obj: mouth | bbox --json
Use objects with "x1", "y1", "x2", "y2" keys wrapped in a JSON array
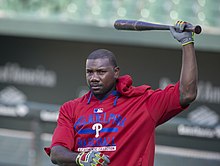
[{"x1": 90, "y1": 85, "x2": 102, "y2": 91}]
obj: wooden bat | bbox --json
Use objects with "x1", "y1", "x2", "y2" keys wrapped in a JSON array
[{"x1": 114, "y1": 20, "x2": 202, "y2": 34}]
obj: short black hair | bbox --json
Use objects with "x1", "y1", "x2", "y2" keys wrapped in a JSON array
[{"x1": 87, "y1": 49, "x2": 118, "y2": 67}]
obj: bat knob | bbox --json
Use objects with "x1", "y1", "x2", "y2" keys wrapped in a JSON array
[{"x1": 194, "y1": 25, "x2": 202, "y2": 34}]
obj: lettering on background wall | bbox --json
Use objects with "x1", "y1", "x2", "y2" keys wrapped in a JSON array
[
  {"x1": 159, "y1": 77, "x2": 220, "y2": 104},
  {"x1": 178, "y1": 124, "x2": 220, "y2": 139},
  {"x1": 177, "y1": 105, "x2": 220, "y2": 139},
  {"x1": 0, "y1": 62, "x2": 57, "y2": 87},
  {"x1": 0, "y1": 104, "x2": 29, "y2": 117},
  {"x1": 197, "y1": 81, "x2": 220, "y2": 104},
  {"x1": 40, "y1": 110, "x2": 59, "y2": 122}
]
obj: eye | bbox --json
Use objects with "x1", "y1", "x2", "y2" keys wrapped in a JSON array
[
  {"x1": 86, "y1": 70, "x2": 93, "y2": 74},
  {"x1": 97, "y1": 70, "x2": 106, "y2": 75}
]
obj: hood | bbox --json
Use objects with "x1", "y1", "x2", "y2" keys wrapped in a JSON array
[{"x1": 116, "y1": 75, "x2": 151, "y2": 97}]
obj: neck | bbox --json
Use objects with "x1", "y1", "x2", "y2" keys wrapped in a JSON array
[{"x1": 94, "y1": 85, "x2": 116, "y2": 100}]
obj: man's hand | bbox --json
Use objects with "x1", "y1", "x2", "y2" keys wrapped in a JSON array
[
  {"x1": 76, "y1": 150, "x2": 110, "y2": 166},
  {"x1": 170, "y1": 20, "x2": 194, "y2": 46}
]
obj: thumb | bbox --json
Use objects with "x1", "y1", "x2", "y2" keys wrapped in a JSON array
[
  {"x1": 104, "y1": 155, "x2": 110, "y2": 163},
  {"x1": 169, "y1": 26, "x2": 178, "y2": 40},
  {"x1": 169, "y1": 26, "x2": 176, "y2": 35}
]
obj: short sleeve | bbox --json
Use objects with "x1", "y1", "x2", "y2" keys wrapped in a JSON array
[
  {"x1": 147, "y1": 82, "x2": 188, "y2": 126},
  {"x1": 44, "y1": 101, "x2": 75, "y2": 156}
]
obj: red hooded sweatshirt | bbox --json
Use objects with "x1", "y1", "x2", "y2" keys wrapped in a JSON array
[{"x1": 45, "y1": 75, "x2": 187, "y2": 166}]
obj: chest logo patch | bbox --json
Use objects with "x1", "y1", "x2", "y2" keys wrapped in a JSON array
[{"x1": 94, "y1": 108, "x2": 103, "y2": 113}]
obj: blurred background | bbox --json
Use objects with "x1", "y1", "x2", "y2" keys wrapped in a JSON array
[{"x1": 0, "y1": 0, "x2": 220, "y2": 165}]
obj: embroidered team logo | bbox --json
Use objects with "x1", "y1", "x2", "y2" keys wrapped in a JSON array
[
  {"x1": 75, "y1": 113, "x2": 127, "y2": 152},
  {"x1": 92, "y1": 123, "x2": 102, "y2": 138},
  {"x1": 94, "y1": 108, "x2": 103, "y2": 113}
]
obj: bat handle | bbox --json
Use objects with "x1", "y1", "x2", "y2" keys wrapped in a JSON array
[{"x1": 184, "y1": 25, "x2": 202, "y2": 34}]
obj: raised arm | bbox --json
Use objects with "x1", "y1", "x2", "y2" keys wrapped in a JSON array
[
  {"x1": 170, "y1": 21, "x2": 198, "y2": 107},
  {"x1": 180, "y1": 44, "x2": 198, "y2": 107}
]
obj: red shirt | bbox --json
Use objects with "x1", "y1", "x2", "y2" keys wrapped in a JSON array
[{"x1": 45, "y1": 75, "x2": 187, "y2": 166}]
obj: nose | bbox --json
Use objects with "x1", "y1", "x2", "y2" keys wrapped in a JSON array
[{"x1": 90, "y1": 72, "x2": 100, "y2": 82}]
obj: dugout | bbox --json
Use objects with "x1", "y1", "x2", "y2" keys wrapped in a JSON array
[{"x1": 0, "y1": 18, "x2": 220, "y2": 166}]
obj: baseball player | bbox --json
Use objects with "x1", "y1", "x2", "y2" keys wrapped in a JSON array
[{"x1": 44, "y1": 21, "x2": 198, "y2": 166}]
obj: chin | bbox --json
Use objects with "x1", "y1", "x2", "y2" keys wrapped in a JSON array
[
  {"x1": 92, "y1": 90, "x2": 102, "y2": 95},
  {"x1": 93, "y1": 91, "x2": 106, "y2": 98}
]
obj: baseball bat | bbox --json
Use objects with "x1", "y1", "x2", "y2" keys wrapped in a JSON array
[{"x1": 114, "y1": 20, "x2": 202, "y2": 34}]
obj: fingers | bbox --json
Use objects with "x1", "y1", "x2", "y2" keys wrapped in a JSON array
[
  {"x1": 76, "y1": 150, "x2": 110, "y2": 166},
  {"x1": 169, "y1": 26, "x2": 176, "y2": 34},
  {"x1": 85, "y1": 150, "x2": 109, "y2": 166},
  {"x1": 174, "y1": 20, "x2": 193, "y2": 32},
  {"x1": 175, "y1": 20, "x2": 186, "y2": 32},
  {"x1": 94, "y1": 151, "x2": 110, "y2": 165},
  {"x1": 101, "y1": 154, "x2": 110, "y2": 164}
]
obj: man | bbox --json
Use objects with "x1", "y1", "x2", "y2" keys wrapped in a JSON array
[{"x1": 45, "y1": 21, "x2": 198, "y2": 166}]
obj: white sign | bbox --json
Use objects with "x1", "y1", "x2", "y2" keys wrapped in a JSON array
[{"x1": 0, "y1": 62, "x2": 57, "y2": 87}]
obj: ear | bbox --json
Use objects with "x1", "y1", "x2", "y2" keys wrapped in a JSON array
[{"x1": 114, "y1": 66, "x2": 120, "y2": 79}]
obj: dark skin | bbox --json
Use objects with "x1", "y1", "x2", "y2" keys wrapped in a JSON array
[
  {"x1": 86, "y1": 58, "x2": 120, "y2": 99},
  {"x1": 50, "y1": 44, "x2": 198, "y2": 165},
  {"x1": 179, "y1": 44, "x2": 198, "y2": 107}
]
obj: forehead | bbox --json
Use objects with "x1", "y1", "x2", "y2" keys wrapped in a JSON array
[{"x1": 86, "y1": 58, "x2": 112, "y2": 69}]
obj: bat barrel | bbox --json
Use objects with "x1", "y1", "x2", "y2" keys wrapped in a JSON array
[
  {"x1": 114, "y1": 20, "x2": 202, "y2": 34},
  {"x1": 114, "y1": 20, "x2": 170, "y2": 31}
]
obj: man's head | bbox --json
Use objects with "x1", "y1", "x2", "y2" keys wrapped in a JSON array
[{"x1": 86, "y1": 49, "x2": 120, "y2": 99}]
